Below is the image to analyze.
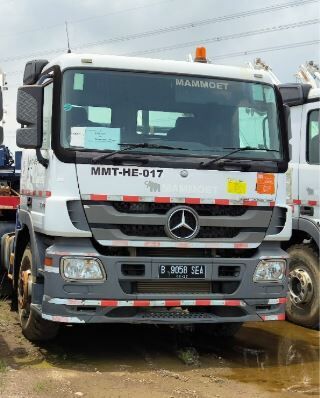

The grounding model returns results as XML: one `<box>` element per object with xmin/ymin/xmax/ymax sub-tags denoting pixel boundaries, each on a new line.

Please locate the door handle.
<box><xmin>300</xmin><ymin>206</ymin><xmax>314</xmax><ymax>216</ymax></box>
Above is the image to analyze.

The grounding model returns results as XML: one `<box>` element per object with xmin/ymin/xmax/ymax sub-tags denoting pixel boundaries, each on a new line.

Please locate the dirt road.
<box><xmin>0</xmin><ymin>300</ymin><xmax>318</xmax><ymax>398</ymax></box>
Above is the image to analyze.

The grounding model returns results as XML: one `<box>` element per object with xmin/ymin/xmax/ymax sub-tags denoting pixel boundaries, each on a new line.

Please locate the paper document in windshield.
<box><xmin>85</xmin><ymin>127</ymin><xmax>120</xmax><ymax>150</ymax></box>
<box><xmin>70</xmin><ymin>127</ymin><xmax>86</xmax><ymax>147</ymax></box>
<box><xmin>70</xmin><ymin>127</ymin><xmax>120</xmax><ymax>150</ymax></box>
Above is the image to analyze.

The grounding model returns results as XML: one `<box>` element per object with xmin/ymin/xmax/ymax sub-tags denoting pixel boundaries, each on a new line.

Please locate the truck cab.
<box><xmin>279</xmin><ymin>82</ymin><xmax>320</xmax><ymax>329</ymax></box>
<box><xmin>3</xmin><ymin>53</ymin><xmax>292</xmax><ymax>341</ymax></box>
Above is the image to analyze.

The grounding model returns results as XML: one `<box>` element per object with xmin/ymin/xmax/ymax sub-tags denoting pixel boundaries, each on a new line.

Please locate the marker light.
<box><xmin>61</xmin><ymin>257</ymin><xmax>105</xmax><ymax>280</ymax></box>
<box><xmin>253</xmin><ymin>260</ymin><xmax>286</xmax><ymax>282</ymax></box>
<box><xmin>194</xmin><ymin>47</ymin><xmax>207</xmax><ymax>63</ymax></box>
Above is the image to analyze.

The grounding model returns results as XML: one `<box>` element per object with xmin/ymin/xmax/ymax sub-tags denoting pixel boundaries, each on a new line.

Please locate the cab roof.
<box><xmin>44</xmin><ymin>53</ymin><xmax>275</xmax><ymax>84</ymax></box>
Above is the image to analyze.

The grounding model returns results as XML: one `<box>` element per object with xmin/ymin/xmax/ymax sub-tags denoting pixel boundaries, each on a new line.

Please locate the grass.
<box><xmin>33</xmin><ymin>381</ymin><xmax>49</xmax><ymax>393</ymax></box>
<box><xmin>0</xmin><ymin>360</ymin><xmax>6</xmax><ymax>373</ymax></box>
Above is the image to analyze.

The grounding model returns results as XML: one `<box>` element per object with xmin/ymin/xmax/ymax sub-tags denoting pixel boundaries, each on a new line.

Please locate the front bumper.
<box><xmin>38</xmin><ymin>238</ymin><xmax>288</xmax><ymax>324</ymax></box>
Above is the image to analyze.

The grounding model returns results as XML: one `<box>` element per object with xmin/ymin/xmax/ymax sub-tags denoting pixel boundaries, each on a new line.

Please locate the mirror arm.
<box><xmin>36</xmin><ymin>148</ymin><xmax>49</xmax><ymax>168</ymax></box>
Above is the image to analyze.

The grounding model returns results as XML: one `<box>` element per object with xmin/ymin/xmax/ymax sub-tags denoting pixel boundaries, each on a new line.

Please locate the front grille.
<box><xmin>119</xmin><ymin>224</ymin><xmax>239</xmax><ymax>239</ymax></box>
<box><xmin>267</xmin><ymin>207</ymin><xmax>287</xmax><ymax>235</ymax></box>
<box><xmin>136</xmin><ymin>248</ymin><xmax>212</xmax><ymax>257</ymax></box>
<box><xmin>218</xmin><ymin>266</ymin><xmax>241</xmax><ymax>277</ymax></box>
<box><xmin>140</xmin><ymin>311</ymin><xmax>215</xmax><ymax>319</ymax></box>
<box><xmin>121</xmin><ymin>264</ymin><xmax>145</xmax><ymax>276</ymax></box>
<box><xmin>198</xmin><ymin>226</ymin><xmax>238</xmax><ymax>239</ymax></box>
<box><xmin>111</xmin><ymin>201</ymin><xmax>248</xmax><ymax>216</ymax></box>
<box><xmin>135</xmin><ymin>281</ymin><xmax>212</xmax><ymax>294</ymax></box>
<box><xmin>106</xmin><ymin>307</ymin><xmax>246</xmax><ymax>319</ymax></box>
<box><xmin>120</xmin><ymin>224</ymin><xmax>165</xmax><ymax>237</ymax></box>
<box><xmin>84</xmin><ymin>200</ymin><xmax>273</xmax><ymax>245</ymax></box>
<box><xmin>120</xmin><ymin>280</ymin><xmax>240</xmax><ymax>294</ymax></box>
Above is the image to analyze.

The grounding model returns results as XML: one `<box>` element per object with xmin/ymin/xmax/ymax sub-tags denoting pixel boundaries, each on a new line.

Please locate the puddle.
<box><xmin>197</xmin><ymin>322</ymin><xmax>319</xmax><ymax>395</ymax></box>
<box><xmin>24</xmin><ymin>321</ymin><xmax>319</xmax><ymax>395</ymax></box>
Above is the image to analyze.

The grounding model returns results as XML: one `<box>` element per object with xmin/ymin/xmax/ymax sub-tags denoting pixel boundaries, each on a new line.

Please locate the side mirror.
<box><xmin>16</xmin><ymin>85</ymin><xmax>43</xmax><ymax>149</ymax></box>
<box><xmin>0</xmin><ymin>126</ymin><xmax>3</xmax><ymax>145</ymax></box>
<box><xmin>23</xmin><ymin>59</ymin><xmax>49</xmax><ymax>85</ymax></box>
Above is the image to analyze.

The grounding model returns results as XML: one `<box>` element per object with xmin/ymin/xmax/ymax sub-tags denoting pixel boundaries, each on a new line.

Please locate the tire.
<box><xmin>18</xmin><ymin>245</ymin><xmax>59</xmax><ymax>342</ymax></box>
<box><xmin>196</xmin><ymin>322</ymin><xmax>243</xmax><ymax>337</ymax></box>
<box><xmin>0</xmin><ymin>223</ymin><xmax>15</xmax><ymax>298</ymax></box>
<box><xmin>286</xmin><ymin>244</ymin><xmax>319</xmax><ymax>330</ymax></box>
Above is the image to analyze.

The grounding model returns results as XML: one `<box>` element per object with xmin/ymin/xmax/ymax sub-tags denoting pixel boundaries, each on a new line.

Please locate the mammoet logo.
<box><xmin>176</xmin><ymin>79</ymin><xmax>228</xmax><ymax>90</ymax></box>
<box><xmin>145</xmin><ymin>180</ymin><xmax>161</xmax><ymax>192</ymax></box>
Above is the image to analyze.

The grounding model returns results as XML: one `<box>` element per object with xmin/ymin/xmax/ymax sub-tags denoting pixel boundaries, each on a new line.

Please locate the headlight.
<box><xmin>253</xmin><ymin>260</ymin><xmax>286</xmax><ymax>282</ymax></box>
<box><xmin>61</xmin><ymin>257</ymin><xmax>105</xmax><ymax>280</ymax></box>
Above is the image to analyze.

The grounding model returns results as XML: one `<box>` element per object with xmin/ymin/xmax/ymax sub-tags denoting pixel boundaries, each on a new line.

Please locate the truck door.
<box><xmin>298</xmin><ymin>104</ymin><xmax>320</xmax><ymax>223</ymax></box>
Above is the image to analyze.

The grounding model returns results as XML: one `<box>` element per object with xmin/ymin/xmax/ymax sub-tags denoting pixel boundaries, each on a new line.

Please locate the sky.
<box><xmin>0</xmin><ymin>0</ymin><xmax>319</xmax><ymax>151</ymax></box>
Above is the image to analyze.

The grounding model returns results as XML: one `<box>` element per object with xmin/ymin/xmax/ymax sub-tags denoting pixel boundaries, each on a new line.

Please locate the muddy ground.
<box><xmin>0</xmin><ymin>300</ymin><xmax>318</xmax><ymax>398</ymax></box>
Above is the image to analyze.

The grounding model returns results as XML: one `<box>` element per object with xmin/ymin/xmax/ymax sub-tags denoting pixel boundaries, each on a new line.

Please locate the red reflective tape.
<box><xmin>278</xmin><ymin>297</ymin><xmax>287</xmax><ymax>304</ymax></box>
<box><xmin>277</xmin><ymin>313</ymin><xmax>286</xmax><ymax>320</ymax></box>
<box><xmin>133</xmin><ymin>300</ymin><xmax>150</xmax><ymax>307</ymax></box>
<box><xmin>45</xmin><ymin>191</ymin><xmax>51</xmax><ymax>197</ymax></box>
<box><xmin>269</xmin><ymin>201</ymin><xmax>276</xmax><ymax>207</ymax></box>
<box><xmin>90</xmin><ymin>194</ymin><xmax>108</xmax><ymax>201</ymax></box>
<box><xmin>185</xmin><ymin>197</ymin><xmax>201</xmax><ymax>204</ymax></box>
<box><xmin>308</xmin><ymin>200</ymin><xmax>317</xmax><ymax>206</ymax></box>
<box><xmin>101</xmin><ymin>300</ymin><xmax>118</xmax><ymax>307</ymax></box>
<box><xmin>195</xmin><ymin>300</ymin><xmax>211</xmax><ymax>306</ymax></box>
<box><xmin>165</xmin><ymin>300</ymin><xmax>181</xmax><ymax>306</ymax></box>
<box><xmin>293</xmin><ymin>199</ymin><xmax>301</xmax><ymax>205</ymax></box>
<box><xmin>144</xmin><ymin>241</ymin><xmax>161</xmax><ymax>247</ymax></box>
<box><xmin>215</xmin><ymin>199</ymin><xmax>230</xmax><ymax>205</ymax></box>
<box><xmin>154</xmin><ymin>196</ymin><xmax>171</xmax><ymax>203</ymax></box>
<box><xmin>234</xmin><ymin>243</ymin><xmax>249</xmax><ymax>249</ymax></box>
<box><xmin>176</xmin><ymin>242</ymin><xmax>191</xmax><ymax>248</ymax></box>
<box><xmin>123</xmin><ymin>195</ymin><xmax>140</xmax><ymax>202</ymax></box>
<box><xmin>225</xmin><ymin>300</ymin><xmax>241</xmax><ymax>306</ymax></box>
<box><xmin>243</xmin><ymin>200</ymin><xmax>258</xmax><ymax>207</ymax></box>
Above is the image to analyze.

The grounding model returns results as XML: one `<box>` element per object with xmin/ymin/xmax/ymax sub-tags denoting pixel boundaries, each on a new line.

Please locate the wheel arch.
<box><xmin>13</xmin><ymin>210</ymin><xmax>47</xmax><ymax>291</ymax></box>
<box><xmin>282</xmin><ymin>217</ymin><xmax>319</xmax><ymax>253</ymax></box>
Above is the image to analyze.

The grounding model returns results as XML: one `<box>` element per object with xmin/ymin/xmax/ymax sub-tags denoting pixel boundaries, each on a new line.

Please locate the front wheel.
<box><xmin>18</xmin><ymin>245</ymin><xmax>59</xmax><ymax>341</ymax></box>
<box><xmin>286</xmin><ymin>244</ymin><xmax>319</xmax><ymax>329</ymax></box>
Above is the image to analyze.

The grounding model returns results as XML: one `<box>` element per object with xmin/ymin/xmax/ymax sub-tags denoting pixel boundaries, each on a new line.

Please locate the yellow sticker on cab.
<box><xmin>227</xmin><ymin>179</ymin><xmax>247</xmax><ymax>195</ymax></box>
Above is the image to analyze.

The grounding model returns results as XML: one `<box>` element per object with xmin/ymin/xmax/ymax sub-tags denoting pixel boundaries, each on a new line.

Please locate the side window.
<box><xmin>307</xmin><ymin>109</ymin><xmax>319</xmax><ymax>164</ymax></box>
<box><xmin>137</xmin><ymin>110</ymin><xmax>188</xmax><ymax>136</ymax></box>
<box><xmin>238</xmin><ymin>107</ymin><xmax>270</xmax><ymax>148</ymax></box>
<box><xmin>42</xmin><ymin>83</ymin><xmax>53</xmax><ymax>149</ymax></box>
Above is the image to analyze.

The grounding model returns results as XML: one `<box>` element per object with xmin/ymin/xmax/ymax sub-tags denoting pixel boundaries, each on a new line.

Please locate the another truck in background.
<box><xmin>0</xmin><ymin>68</ymin><xmax>21</xmax><ymax>296</ymax></box>
<box><xmin>253</xmin><ymin>60</ymin><xmax>319</xmax><ymax>329</ymax></box>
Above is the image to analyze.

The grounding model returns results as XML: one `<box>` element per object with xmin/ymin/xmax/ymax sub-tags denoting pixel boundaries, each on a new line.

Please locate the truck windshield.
<box><xmin>60</xmin><ymin>69</ymin><xmax>282</xmax><ymax>160</ymax></box>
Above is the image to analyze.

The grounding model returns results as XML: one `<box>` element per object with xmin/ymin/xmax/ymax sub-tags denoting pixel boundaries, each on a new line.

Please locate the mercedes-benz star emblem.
<box><xmin>165</xmin><ymin>206</ymin><xmax>200</xmax><ymax>240</ymax></box>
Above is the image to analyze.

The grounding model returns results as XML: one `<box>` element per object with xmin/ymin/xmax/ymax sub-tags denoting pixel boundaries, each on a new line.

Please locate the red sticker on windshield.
<box><xmin>256</xmin><ymin>173</ymin><xmax>275</xmax><ymax>195</ymax></box>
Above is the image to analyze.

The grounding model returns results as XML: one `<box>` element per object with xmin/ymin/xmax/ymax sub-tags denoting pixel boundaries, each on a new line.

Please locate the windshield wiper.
<box><xmin>92</xmin><ymin>142</ymin><xmax>188</xmax><ymax>163</ymax></box>
<box><xmin>200</xmin><ymin>146</ymin><xmax>280</xmax><ymax>168</ymax></box>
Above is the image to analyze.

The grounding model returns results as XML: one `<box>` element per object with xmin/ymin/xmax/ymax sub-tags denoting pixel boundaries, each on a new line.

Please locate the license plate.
<box><xmin>159</xmin><ymin>265</ymin><xmax>206</xmax><ymax>279</ymax></box>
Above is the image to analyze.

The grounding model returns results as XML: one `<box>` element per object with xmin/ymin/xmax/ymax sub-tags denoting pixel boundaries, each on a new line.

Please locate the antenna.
<box><xmin>65</xmin><ymin>21</ymin><xmax>72</xmax><ymax>53</ymax></box>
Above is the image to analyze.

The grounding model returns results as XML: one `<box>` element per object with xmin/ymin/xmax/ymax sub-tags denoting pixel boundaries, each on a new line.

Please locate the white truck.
<box><xmin>1</xmin><ymin>51</ymin><xmax>292</xmax><ymax>341</ymax></box>
<box><xmin>0</xmin><ymin>68</ymin><xmax>4</xmax><ymax>142</ymax></box>
<box><xmin>253</xmin><ymin>60</ymin><xmax>319</xmax><ymax>329</ymax></box>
